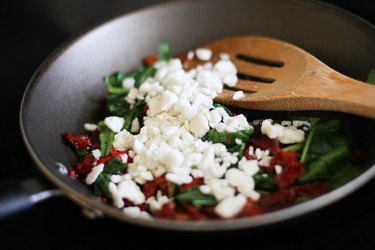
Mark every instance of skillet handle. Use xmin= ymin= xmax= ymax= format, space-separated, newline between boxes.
xmin=0 ymin=179 xmax=33 ymax=218
xmin=0 ymin=179 xmax=63 ymax=219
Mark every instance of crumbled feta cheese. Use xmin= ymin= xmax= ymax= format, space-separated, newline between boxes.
xmin=196 ymin=48 xmax=212 ymax=61
xmin=130 ymin=118 xmax=140 ymax=133
xmin=104 ymin=116 xmax=125 ymax=133
xmin=92 ymin=149 xmax=101 ymax=159
xmin=113 ymin=130 xmax=134 ymax=150
xmin=122 ymin=206 xmax=151 ymax=220
xmin=261 ymin=119 xmax=305 ymax=144
xmin=85 ymin=163 xmax=104 ymax=185
xmin=238 ymin=157 xmax=259 ymax=176
xmin=117 ymin=179 xmax=146 ymax=205
xmin=84 ymin=123 xmax=98 ymax=131
xmin=189 ymin=113 xmax=209 ymax=137
xmin=233 ymin=90 xmax=245 ymax=100
xmin=214 ymin=194 xmax=246 ymax=218
xmin=122 ymin=77 xmax=135 ymax=89
xmin=275 ymin=165 xmax=283 ymax=175
xmin=187 ymin=50 xmax=195 ymax=60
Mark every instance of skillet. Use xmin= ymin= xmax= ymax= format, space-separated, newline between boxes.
xmin=6 ymin=0 xmax=375 ymax=231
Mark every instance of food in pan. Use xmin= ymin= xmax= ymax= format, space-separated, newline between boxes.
xmin=63 ymin=43 xmax=362 ymax=220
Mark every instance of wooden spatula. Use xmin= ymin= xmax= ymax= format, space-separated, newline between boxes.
xmin=185 ymin=36 xmax=375 ymax=119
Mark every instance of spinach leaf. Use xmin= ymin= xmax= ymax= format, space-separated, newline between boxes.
xmin=104 ymin=72 xmax=129 ymax=94
xmin=367 ymin=69 xmax=375 ymax=85
xmin=107 ymin=93 xmax=131 ymax=116
xmin=213 ymin=103 xmax=233 ymax=116
xmin=93 ymin=158 xmax=127 ymax=197
xmin=254 ymin=173 xmax=277 ymax=191
xmin=103 ymin=157 xmax=126 ymax=174
xmin=94 ymin=173 xmax=111 ymax=197
xmin=204 ymin=128 xmax=253 ymax=156
xmin=99 ymin=127 xmax=114 ymax=156
xmin=299 ymin=145 xmax=350 ymax=183
xmin=175 ymin=187 xmax=218 ymax=207
xmin=158 ymin=42 xmax=172 ymax=61
xmin=135 ymin=66 xmax=156 ymax=88
xmin=326 ymin=163 xmax=360 ymax=189
xmin=123 ymin=100 xmax=146 ymax=132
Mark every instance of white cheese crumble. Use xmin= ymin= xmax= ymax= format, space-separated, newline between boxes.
xmin=104 ymin=116 xmax=125 ymax=133
xmin=195 ymin=48 xmax=212 ymax=61
xmin=233 ymin=90 xmax=245 ymax=100
xmin=85 ymin=163 xmax=104 ymax=185
xmin=84 ymin=123 xmax=98 ymax=131
xmin=261 ymin=119 xmax=305 ymax=144
xmin=214 ymin=194 xmax=247 ymax=218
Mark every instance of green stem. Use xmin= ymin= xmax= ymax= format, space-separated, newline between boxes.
xmin=300 ymin=126 xmax=317 ymax=164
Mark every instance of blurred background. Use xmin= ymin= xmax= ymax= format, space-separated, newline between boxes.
xmin=0 ymin=0 xmax=374 ymax=249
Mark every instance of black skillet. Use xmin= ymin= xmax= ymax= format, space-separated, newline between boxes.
xmin=4 ymin=0 xmax=375 ymax=230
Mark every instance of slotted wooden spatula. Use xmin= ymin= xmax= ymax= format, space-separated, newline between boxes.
xmin=185 ymin=36 xmax=375 ymax=119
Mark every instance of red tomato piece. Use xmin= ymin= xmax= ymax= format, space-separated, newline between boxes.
xmin=249 ymin=134 xmax=279 ymax=155
xmin=271 ymin=149 xmax=304 ymax=189
xmin=143 ymin=180 xmax=158 ymax=199
xmin=179 ymin=177 xmax=204 ymax=193
xmin=62 ymin=132 xmax=93 ymax=151
xmin=179 ymin=201 xmax=205 ymax=220
xmin=155 ymin=202 xmax=176 ymax=219
xmin=73 ymin=155 xmax=95 ymax=177
xmin=143 ymin=56 xmax=158 ymax=67
xmin=293 ymin=183 xmax=328 ymax=197
xmin=239 ymin=199 xmax=263 ymax=217
xmin=257 ymin=190 xmax=296 ymax=212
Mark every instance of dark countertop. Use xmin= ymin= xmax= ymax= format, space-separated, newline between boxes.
xmin=1 ymin=0 xmax=375 ymax=249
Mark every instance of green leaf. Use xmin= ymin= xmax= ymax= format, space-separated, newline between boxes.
xmin=204 ymin=128 xmax=253 ymax=156
xmin=99 ymin=127 xmax=114 ymax=156
xmin=213 ymin=103 xmax=232 ymax=116
xmin=326 ymin=163 xmax=360 ymax=189
xmin=135 ymin=66 xmax=156 ymax=88
xmin=175 ymin=187 xmax=218 ymax=207
xmin=103 ymin=72 xmax=127 ymax=88
xmin=103 ymin=157 xmax=126 ymax=175
xmin=158 ymin=42 xmax=172 ymax=61
xmin=254 ymin=173 xmax=277 ymax=191
xmin=366 ymin=69 xmax=375 ymax=85
xmin=106 ymin=93 xmax=131 ymax=117
xmin=299 ymin=145 xmax=350 ymax=183
xmin=94 ymin=173 xmax=111 ymax=197
xmin=123 ymin=100 xmax=146 ymax=132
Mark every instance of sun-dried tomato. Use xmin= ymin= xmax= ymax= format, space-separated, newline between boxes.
xmin=179 ymin=201 xmax=205 ymax=220
xmin=90 ymin=129 xmax=101 ymax=150
xmin=143 ymin=56 xmax=158 ymax=67
xmin=73 ymin=155 xmax=95 ymax=177
xmin=249 ymin=134 xmax=279 ymax=155
xmin=177 ymin=53 xmax=188 ymax=63
xmin=239 ymin=199 xmax=263 ymax=217
xmin=257 ymin=190 xmax=296 ymax=212
xmin=123 ymin=199 xmax=150 ymax=211
xmin=154 ymin=175 xmax=174 ymax=197
xmin=179 ymin=177 xmax=204 ymax=193
xmin=67 ymin=168 xmax=78 ymax=179
xmin=63 ymin=132 xmax=93 ymax=151
xmin=143 ymin=180 xmax=158 ymax=199
xmin=155 ymin=202 xmax=176 ymax=219
xmin=292 ymin=183 xmax=328 ymax=197
xmin=271 ymin=149 xmax=304 ymax=189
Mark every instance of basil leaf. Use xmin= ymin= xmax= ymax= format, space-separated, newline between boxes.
xmin=158 ymin=42 xmax=172 ymax=61
xmin=175 ymin=187 xmax=217 ymax=207
xmin=99 ymin=127 xmax=114 ymax=156
xmin=103 ymin=157 xmax=126 ymax=175
xmin=366 ymin=69 xmax=375 ymax=85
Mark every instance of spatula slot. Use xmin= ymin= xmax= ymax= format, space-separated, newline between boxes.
xmin=236 ymin=54 xmax=284 ymax=68
xmin=237 ymin=73 xmax=275 ymax=83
